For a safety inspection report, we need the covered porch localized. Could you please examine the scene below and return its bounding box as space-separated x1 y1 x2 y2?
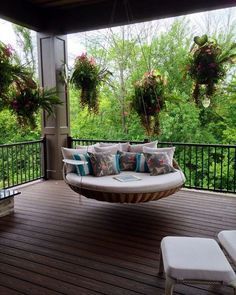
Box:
0 1 236 294
0 180 235 295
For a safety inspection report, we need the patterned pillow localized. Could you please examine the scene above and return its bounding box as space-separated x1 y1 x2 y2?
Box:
144 152 175 176
118 151 136 171
143 146 176 163
129 141 158 153
88 152 120 177
135 153 149 172
73 154 93 176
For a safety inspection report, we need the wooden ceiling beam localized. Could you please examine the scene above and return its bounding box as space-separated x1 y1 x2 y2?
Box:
0 0 51 32
47 0 236 34
0 0 235 34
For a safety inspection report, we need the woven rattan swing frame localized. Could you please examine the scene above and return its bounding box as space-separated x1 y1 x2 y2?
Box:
63 159 184 203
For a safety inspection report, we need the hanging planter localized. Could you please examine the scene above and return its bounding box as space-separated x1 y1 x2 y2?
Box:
132 70 166 136
10 87 61 129
0 40 62 129
70 53 111 113
0 42 15 106
187 35 236 107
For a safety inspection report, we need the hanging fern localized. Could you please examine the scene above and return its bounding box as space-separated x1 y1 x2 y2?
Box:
132 70 167 136
0 40 62 129
71 53 111 114
187 35 236 107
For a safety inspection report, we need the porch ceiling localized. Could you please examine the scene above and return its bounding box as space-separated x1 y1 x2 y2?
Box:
0 0 236 34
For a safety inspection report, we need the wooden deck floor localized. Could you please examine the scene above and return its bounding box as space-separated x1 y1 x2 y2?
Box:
0 180 236 295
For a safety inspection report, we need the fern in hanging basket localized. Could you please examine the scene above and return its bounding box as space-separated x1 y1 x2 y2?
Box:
0 40 62 129
0 42 15 106
187 35 236 107
10 87 62 129
132 70 166 135
70 53 111 113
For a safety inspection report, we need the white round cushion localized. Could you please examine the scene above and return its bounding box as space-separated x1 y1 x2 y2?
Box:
66 170 185 194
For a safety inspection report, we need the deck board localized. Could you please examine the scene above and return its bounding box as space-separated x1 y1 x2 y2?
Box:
0 180 235 295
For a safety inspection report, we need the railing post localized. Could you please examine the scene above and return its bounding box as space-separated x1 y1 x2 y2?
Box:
42 136 48 180
67 136 73 148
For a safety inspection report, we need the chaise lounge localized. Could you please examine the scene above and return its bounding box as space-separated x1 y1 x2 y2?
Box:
159 234 236 295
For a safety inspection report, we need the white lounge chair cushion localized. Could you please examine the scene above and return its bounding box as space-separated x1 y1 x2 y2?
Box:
161 236 236 283
218 230 236 265
66 170 185 194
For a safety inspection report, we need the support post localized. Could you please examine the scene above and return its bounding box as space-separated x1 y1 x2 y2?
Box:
67 136 73 148
42 136 48 180
37 33 70 180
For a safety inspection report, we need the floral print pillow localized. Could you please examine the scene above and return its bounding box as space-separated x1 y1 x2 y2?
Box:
144 152 175 176
88 152 120 177
118 151 136 171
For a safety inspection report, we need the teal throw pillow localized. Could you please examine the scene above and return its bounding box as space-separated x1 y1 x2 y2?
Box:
135 153 149 172
73 153 93 176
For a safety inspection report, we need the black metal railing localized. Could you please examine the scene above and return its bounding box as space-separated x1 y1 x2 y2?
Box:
0 137 47 189
70 137 236 194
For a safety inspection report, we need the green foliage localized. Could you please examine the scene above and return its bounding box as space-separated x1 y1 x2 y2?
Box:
13 24 36 73
188 34 236 106
70 88 146 140
0 109 40 144
68 17 236 144
11 87 62 129
189 36 225 85
0 15 235 145
0 42 16 101
0 39 61 130
70 53 111 113
132 70 166 135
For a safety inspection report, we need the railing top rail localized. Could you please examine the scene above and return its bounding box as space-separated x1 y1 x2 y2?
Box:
72 138 144 144
71 138 236 148
0 138 43 148
159 141 236 148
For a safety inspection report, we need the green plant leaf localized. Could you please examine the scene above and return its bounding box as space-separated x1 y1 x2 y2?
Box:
194 35 208 46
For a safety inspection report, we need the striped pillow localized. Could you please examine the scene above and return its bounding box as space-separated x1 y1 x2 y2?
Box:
135 153 149 173
73 154 93 176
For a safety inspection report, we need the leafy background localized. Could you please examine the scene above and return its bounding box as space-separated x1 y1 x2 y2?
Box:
0 9 235 144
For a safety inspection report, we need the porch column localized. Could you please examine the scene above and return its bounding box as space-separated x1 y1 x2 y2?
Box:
37 34 70 180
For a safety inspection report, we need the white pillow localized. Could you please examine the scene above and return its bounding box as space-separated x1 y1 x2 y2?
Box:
76 143 100 153
61 147 88 159
143 146 176 163
94 144 121 154
129 141 158 153
100 142 130 152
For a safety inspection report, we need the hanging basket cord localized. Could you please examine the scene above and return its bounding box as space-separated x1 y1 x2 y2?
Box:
123 0 163 136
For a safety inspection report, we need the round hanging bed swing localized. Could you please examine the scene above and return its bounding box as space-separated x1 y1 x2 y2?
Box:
63 160 186 203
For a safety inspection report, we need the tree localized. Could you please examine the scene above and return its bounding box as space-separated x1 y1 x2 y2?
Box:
68 12 236 143
13 24 36 74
